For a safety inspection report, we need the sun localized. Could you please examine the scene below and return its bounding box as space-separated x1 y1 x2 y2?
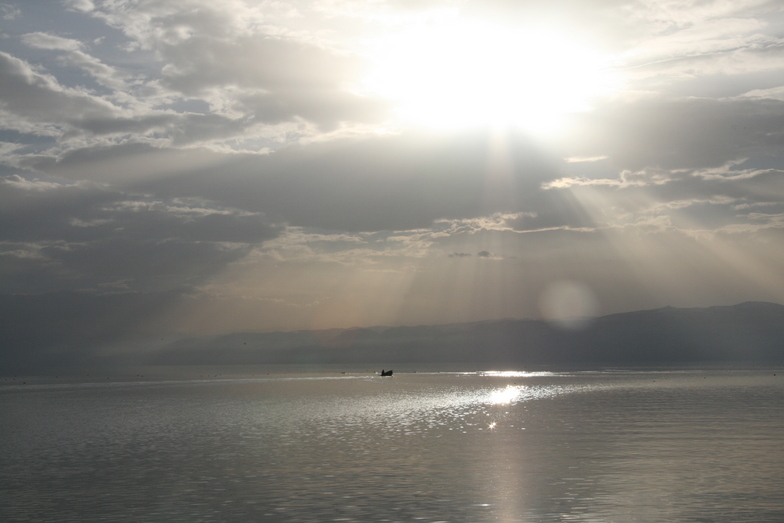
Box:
362 20 615 134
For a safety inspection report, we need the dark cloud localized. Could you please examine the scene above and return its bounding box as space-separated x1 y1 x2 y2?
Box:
19 104 781 240
0 175 279 293
561 97 784 170
48 237 250 291
32 130 561 232
543 163 784 233
0 176 277 243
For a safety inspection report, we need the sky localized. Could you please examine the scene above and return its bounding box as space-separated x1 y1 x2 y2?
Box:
2 0 784 339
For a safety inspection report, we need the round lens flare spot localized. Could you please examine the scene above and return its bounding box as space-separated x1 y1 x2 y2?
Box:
539 280 599 330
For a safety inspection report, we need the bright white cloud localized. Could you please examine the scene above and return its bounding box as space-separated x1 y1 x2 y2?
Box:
1 174 63 191
21 32 85 51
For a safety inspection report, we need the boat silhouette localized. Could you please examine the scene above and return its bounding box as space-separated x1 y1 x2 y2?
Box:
380 369 393 377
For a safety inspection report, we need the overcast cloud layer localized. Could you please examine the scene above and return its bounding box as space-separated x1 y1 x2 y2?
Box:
2 0 784 339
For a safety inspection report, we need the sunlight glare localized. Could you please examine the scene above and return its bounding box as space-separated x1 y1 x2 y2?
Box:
481 371 555 378
489 385 523 404
362 20 615 134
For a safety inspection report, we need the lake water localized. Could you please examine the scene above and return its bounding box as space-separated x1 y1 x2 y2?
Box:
1 369 783 522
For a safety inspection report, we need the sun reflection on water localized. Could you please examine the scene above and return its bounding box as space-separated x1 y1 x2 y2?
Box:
481 371 555 378
489 385 523 404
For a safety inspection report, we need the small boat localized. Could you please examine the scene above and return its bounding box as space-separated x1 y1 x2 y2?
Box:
380 369 394 377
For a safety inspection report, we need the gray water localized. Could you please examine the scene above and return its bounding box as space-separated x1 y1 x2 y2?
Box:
1 370 783 522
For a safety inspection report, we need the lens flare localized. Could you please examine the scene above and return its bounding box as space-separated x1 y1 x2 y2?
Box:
539 280 598 330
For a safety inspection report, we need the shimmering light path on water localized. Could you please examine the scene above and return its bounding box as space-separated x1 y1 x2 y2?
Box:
1 370 783 522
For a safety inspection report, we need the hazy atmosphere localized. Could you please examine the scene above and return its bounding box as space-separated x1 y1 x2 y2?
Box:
3 4 784 520
2 0 784 344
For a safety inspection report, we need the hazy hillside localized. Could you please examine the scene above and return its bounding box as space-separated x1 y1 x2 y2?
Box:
149 302 784 369
2 294 783 373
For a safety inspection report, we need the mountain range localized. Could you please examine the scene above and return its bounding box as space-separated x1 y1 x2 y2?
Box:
151 301 784 369
2 294 783 373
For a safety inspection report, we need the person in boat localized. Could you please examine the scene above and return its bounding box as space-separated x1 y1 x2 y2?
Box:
380 369 393 376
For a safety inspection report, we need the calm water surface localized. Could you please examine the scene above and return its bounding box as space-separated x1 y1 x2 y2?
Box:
1 370 783 522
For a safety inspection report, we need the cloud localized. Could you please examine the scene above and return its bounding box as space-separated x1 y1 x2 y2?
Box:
0 51 122 132
565 156 608 163
20 129 562 232
2 0 784 337
21 32 85 52
64 0 95 12
0 3 20 20
741 85 784 100
0 175 280 293
1 173 62 191
73 0 391 131
23 101 781 242
58 50 132 92
539 159 784 238
0 50 285 150
559 96 784 170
